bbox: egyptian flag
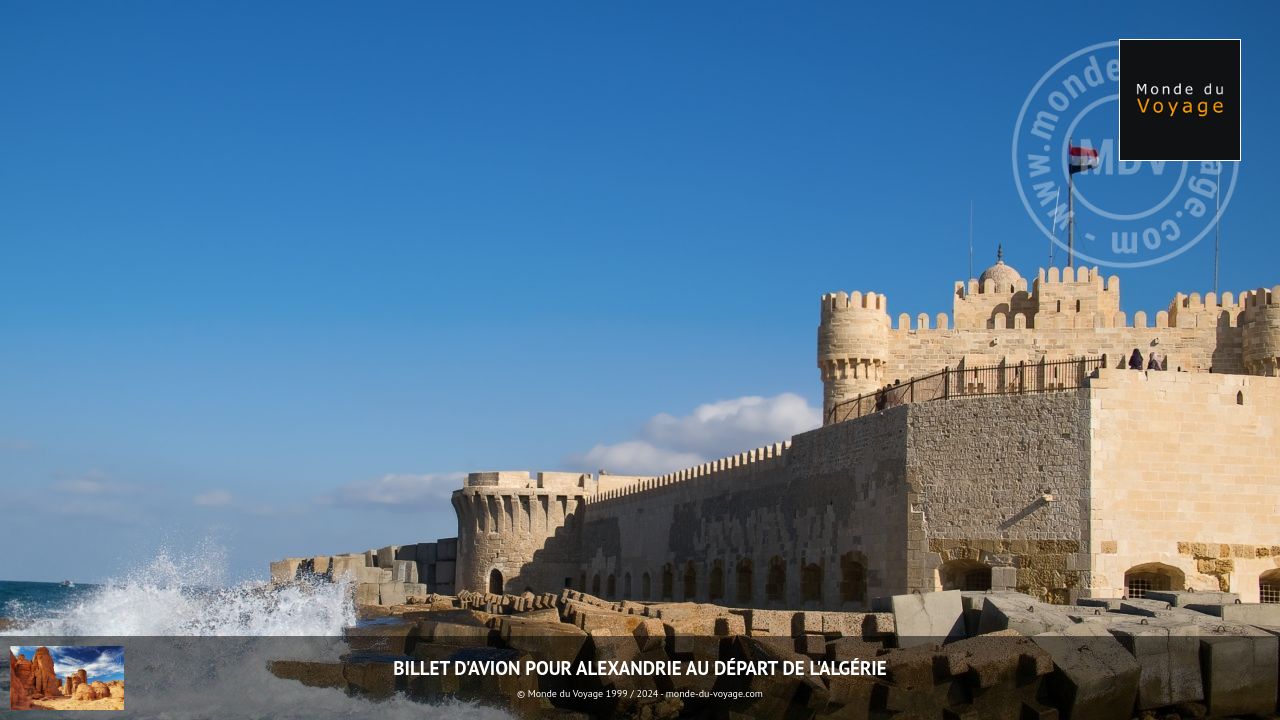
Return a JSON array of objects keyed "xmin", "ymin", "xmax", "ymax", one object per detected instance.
[{"xmin": 1069, "ymin": 145, "xmax": 1099, "ymax": 174}]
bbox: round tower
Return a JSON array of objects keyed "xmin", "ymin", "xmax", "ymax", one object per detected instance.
[
  {"xmin": 817, "ymin": 290, "xmax": 891, "ymax": 424},
  {"xmin": 1242, "ymin": 286, "xmax": 1280, "ymax": 376}
]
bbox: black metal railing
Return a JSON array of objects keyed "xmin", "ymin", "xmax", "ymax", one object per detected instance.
[{"xmin": 826, "ymin": 355, "xmax": 1107, "ymax": 425}]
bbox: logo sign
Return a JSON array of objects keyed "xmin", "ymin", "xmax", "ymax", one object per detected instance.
[{"xmin": 1011, "ymin": 41, "xmax": 1238, "ymax": 268}]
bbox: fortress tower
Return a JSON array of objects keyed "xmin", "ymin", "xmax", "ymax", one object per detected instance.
[
  {"xmin": 816, "ymin": 290, "xmax": 890, "ymax": 419},
  {"xmin": 451, "ymin": 470, "xmax": 647, "ymax": 595},
  {"xmin": 818, "ymin": 251, "xmax": 1280, "ymax": 424}
]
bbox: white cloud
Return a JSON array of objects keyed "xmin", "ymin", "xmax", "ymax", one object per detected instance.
[
  {"xmin": 327, "ymin": 472, "xmax": 465, "ymax": 510},
  {"xmin": 565, "ymin": 392, "xmax": 820, "ymax": 476},
  {"xmin": 194, "ymin": 490, "xmax": 233, "ymax": 507},
  {"xmin": 569, "ymin": 441, "xmax": 705, "ymax": 477},
  {"xmin": 50, "ymin": 647, "xmax": 124, "ymax": 682}
]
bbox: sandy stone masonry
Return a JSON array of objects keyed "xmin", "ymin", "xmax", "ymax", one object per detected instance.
[
  {"xmin": 819, "ymin": 260, "xmax": 1280, "ymax": 419},
  {"xmin": 425, "ymin": 263, "xmax": 1280, "ymax": 609}
]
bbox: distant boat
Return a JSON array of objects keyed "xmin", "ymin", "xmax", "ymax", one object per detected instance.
[{"xmin": 60, "ymin": 580, "xmax": 74, "ymax": 587}]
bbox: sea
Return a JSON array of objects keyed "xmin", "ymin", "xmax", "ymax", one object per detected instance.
[{"xmin": 1, "ymin": 550, "xmax": 510, "ymax": 719}]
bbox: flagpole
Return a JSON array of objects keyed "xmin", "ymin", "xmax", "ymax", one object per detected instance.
[
  {"xmin": 1214, "ymin": 177, "xmax": 1221, "ymax": 297},
  {"xmin": 1050, "ymin": 187, "xmax": 1060, "ymax": 267},
  {"xmin": 1067, "ymin": 137, "xmax": 1074, "ymax": 269}
]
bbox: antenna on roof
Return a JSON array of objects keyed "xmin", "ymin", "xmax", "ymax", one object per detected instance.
[{"xmin": 968, "ymin": 200, "xmax": 974, "ymax": 281}]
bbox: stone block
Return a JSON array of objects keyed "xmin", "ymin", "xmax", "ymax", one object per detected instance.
[
  {"xmin": 1199, "ymin": 630, "xmax": 1279, "ymax": 717},
  {"xmin": 423, "ymin": 621, "xmax": 498, "ymax": 647},
  {"xmin": 500, "ymin": 617, "xmax": 588, "ymax": 662},
  {"xmin": 1107, "ymin": 621, "xmax": 1203, "ymax": 710},
  {"xmin": 392, "ymin": 559, "xmax": 418, "ymax": 584},
  {"xmin": 990, "ymin": 565, "xmax": 1017, "ymax": 590},
  {"xmin": 378, "ymin": 581, "xmax": 407, "ymax": 607},
  {"xmin": 634, "ymin": 618, "xmax": 666, "ymax": 652},
  {"xmin": 354, "ymin": 582, "xmax": 379, "ymax": 606},
  {"xmin": 1143, "ymin": 590, "xmax": 1238, "ymax": 609},
  {"xmin": 330, "ymin": 555, "xmax": 365, "ymax": 582},
  {"xmin": 376, "ymin": 546, "xmax": 399, "ymax": 568},
  {"xmin": 417, "ymin": 543, "xmax": 437, "ymax": 564},
  {"xmin": 742, "ymin": 609, "xmax": 795, "ymax": 637},
  {"xmin": 270, "ymin": 559, "xmax": 300, "ymax": 583},
  {"xmin": 310, "ymin": 556, "xmax": 331, "ymax": 574},
  {"xmin": 889, "ymin": 590, "xmax": 964, "ymax": 648},
  {"xmin": 977, "ymin": 594, "xmax": 1075, "ymax": 636},
  {"xmin": 394, "ymin": 544, "xmax": 418, "ymax": 562},
  {"xmin": 344, "ymin": 620, "xmax": 419, "ymax": 655},
  {"xmin": 1212, "ymin": 603, "xmax": 1280, "ymax": 626},
  {"xmin": 1031, "ymin": 632, "xmax": 1141, "ymax": 720},
  {"xmin": 436, "ymin": 538, "xmax": 458, "ymax": 561},
  {"xmin": 434, "ymin": 560, "xmax": 456, "ymax": 584}
]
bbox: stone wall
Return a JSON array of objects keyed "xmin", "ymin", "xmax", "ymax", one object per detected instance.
[
  {"xmin": 904, "ymin": 391, "xmax": 1092, "ymax": 602},
  {"xmin": 1087, "ymin": 369, "xmax": 1280, "ymax": 601},
  {"xmin": 578, "ymin": 411, "xmax": 910, "ymax": 610}
]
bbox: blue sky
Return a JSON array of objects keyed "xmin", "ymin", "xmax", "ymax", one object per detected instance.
[
  {"xmin": 2, "ymin": 2, "xmax": 1277, "ymax": 582},
  {"xmin": 10, "ymin": 646, "xmax": 125, "ymax": 683}
]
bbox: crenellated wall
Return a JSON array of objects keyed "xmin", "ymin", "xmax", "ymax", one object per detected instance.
[
  {"xmin": 451, "ymin": 470, "xmax": 648, "ymax": 595},
  {"xmin": 819, "ymin": 265, "xmax": 1280, "ymax": 424}
]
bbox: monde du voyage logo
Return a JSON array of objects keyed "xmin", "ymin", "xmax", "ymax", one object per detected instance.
[{"xmin": 1012, "ymin": 41, "xmax": 1239, "ymax": 268}]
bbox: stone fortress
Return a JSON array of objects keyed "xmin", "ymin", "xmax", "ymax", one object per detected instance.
[
  {"xmin": 279, "ymin": 257, "xmax": 1280, "ymax": 613},
  {"xmin": 445, "ymin": 255, "xmax": 1280, "ymax": 610}
]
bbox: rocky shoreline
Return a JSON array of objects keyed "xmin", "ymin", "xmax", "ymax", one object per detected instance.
[{"xmin": 266, "ymin": 586, "xmax": 1280, "ymax": 719}]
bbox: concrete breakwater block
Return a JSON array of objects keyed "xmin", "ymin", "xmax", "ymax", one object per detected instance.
[
  {"xmin": 1142, "ymin": 589, "xmax": 1238, "ymax": 609},
  {"xmin": 977, "ymin": 594, "xmax": 1076, "ymax": 636},
  {"xmin": 883, "ymin": 590, "xmax": 964, "ymax": 648},
  {"xmin": 1032, "ymin": 631, "xmax": 1140, "ymax": 720},
  {"xmin": 1198, "ymin": 629, "xmax": 1279, "ymax": 717},
  {"xmin": 1107, "ymin": 620, "xmax": 1203, "ymax": 710}
]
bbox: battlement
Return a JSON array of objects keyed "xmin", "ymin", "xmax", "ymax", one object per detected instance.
[
  {"xmin": 581, "ymin": 440, "xmax": 792, "ymax": 506},
  {"xmin": 821, "ymin": 290, "xmax": 888, "ymax": 316},
  {"xmin": 462, "ymin": 470, "xmax": 647, "ymax": 494}
]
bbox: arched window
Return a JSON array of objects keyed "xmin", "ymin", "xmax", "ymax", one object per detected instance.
[
  {"xmin": 488, "ymin": 568, "xmax": 504, "ymax": 595},
  {"xmin": 735, "ymin": 558, "xmax": 754, "ymax": 604},
  {"xmin": 606, "ymin": 574, "xmax": 616, "ymax": 598},
  {"xmin": 591, "ymin": 573, "xmax": 601, "ymax": 597},
  {"xmin": 801, "ymin": 562, "xmax": 823, "ymax": 603},
  {"xmin": 641, "ymin": 572, "xmax": 651, "ymax": 600},
  {"xmin": 661, "ymin": 564, "xmax": 673, "ymax": 600},
  {"xmin": 1123, "ymin": 562, "xmax": 1185, "ymax": 598},
  {"xmin": 1237, "ymin": 390, "xmax": 1245, "ymax": 405},
  {"xmin": 624, "ymin": 572, "xmax": 632, "ymax": 598},
  {"xmin": 840, "ymin": 552, "xmax": 867, "ymax": 605},
  {"xmin": 939, "ymin": 559, "xmax": 992, "ymax": 591},
  {"xmin": 766, "ymin": 556, "xmax": 786, "ymax": 603},
  {"xmin": 709, "ymin": 560, "xmax": 724, "ymax": 601},
  {"xmin": 683, "ymin": 561, "xmax": 697, "ymax": 600},
  {"xmin": 1261, "ymin": 569, "xmax": 1280, "ymax": 604}
]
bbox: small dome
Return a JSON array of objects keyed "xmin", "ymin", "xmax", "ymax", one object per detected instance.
[{"xmin": 978, "ymin": 246, "xmax": 1022, "ymax": 289}]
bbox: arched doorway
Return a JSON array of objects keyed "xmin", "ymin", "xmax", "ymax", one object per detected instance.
[
  {"xmin": 1123, "ymin": 562, "xmax": 1184, "ymax": 598},
  {"xmin": 735, "ymin": 558, "xmax": 754, "ymax": 604},
  {"xmin": 661, "ymin": 564, "xmax": 674, "ymax": 600},
  {"xmin": 488, "ymin": 568, "xmax": 504, "ymax": 595},
  {"xmin": 709, "ymin": 560, "xmax": 725, "ymax": 601},
  {"xmin": 624, "ymin": 572, "xmax": 632, "ymax": 598},
  {"xmin": 939, "ymin": 559, "xmax": 992, "ymax": 591},
  {"xmin": 606, "ymin": 574, "xmax": 616, "ymax": 598},
  {"xmin": 766, "ymin": 556, "xmax": 786, "ymax": 603},
  {"xmin": 801, "ymin": 562, "xmax": 823, "ymax": 603},
  {"xmin": 683, "ymin": 561, "xmax": 697, "ymax": 600},
  {"xmin": 1261, "ymin": 569, "xmax": 1280, "ymax": 604},
  {"xmin": 642, "ymin": 572, "xmax": 652, "ymax": 600},
  {"xmin": 840, "ymin": 552, "xmax": 867, "ymax": 605}
]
